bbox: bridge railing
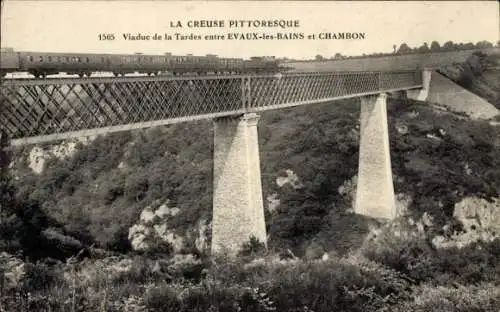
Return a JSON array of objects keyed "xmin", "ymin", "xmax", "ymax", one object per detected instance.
[
  {"xmin": 0, "ymin": 70, "xmax": 423, "ymax": 143},
  {"xmin": 0, "ymin": 77, "xmax": 247, "ymax": 140},
  {"xmin": 246, "ymin": 70, "xmax": 421, "ymax": 110}
]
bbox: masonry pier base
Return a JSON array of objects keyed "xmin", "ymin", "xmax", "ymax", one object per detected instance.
[
  {"xmin": 211, "ymin": 113, "xmax": 267, "ymax": 256},
  {"xmin": 355, "ymin": 93, "xmax": 396, "ymax": 219}
]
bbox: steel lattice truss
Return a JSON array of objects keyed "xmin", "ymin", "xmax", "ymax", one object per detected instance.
[{"xmin": 0, "ymin": 71, "xmax": 422, "ymax": 144}]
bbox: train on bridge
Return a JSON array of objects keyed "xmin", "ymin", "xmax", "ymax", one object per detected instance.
[{"xmin": 0, "ymin": 48, "xmax": 293, "ymax": 78}]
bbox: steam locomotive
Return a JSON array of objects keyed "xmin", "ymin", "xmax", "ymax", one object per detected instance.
[{"xmin": 0, "ymin": 48, "xmax": 292, "ymax": 78}]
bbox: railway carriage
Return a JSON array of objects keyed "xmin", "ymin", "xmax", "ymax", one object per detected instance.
[
  {"xmin": 0, "ymin": 49, "xmax": 19, "ymax": 77},
  {"xmin": 108, "ymin": 54, "xmax": 140, "ymax": 76},
  {"xmin": 132, "ymin": 54, "xmax": 170, "ymax": 76},
  {"xmin": 222, "ymin": 58, "xmax": 245, "ymax": 73},
  {"xmin": 16, "ymin": 52, "xmax": 112, "ymax": 77},
  {"xmin": 243, "ymin": 56, "xmax": 280, "ymax": 73},
  {"xmin": 204, "ymin": 54, "xmax": 225, "ymax": 73},
  {"xmin": 0, "ymin": 49, "xmax": 290, "ymax": 78},
  {"xmin": 170, "ymin": 54, "xmax": 200, "ymax": 75}
]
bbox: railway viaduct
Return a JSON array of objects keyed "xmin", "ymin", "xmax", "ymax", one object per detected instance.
[{"xmin": 0, "ymin": 68, "xmax": 478, "ymax": 256}]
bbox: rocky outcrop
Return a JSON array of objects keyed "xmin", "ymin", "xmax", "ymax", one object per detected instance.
[
  {"xmin": 128, "ymin": 201, "xmax": 184, "ymax": 253},
  {"xmin": 265, "ymin": 169, "xmax": 303, "ymax": 214},
  {"xmin": 433, "ymin": 197, "xmax": 500, "ymax": 249},
  {"xmin": 266, "ymin": 193, "xmax": 280, "ymax": 213},
  {"xmin": 193, "ymin": 219, "xmax": 211, "ymax": 253},
  {"xmin": 26, "ymin": 138, "xmax": 94, "ymax": 174},
  {"xmin": 0, "ymin": 252, "xmax": 25, "ymax": 291},
  {"xmin": 276, "ymin": 169, "xmax": 303, "ymax": 189},
  {"xmin": 128, "ymin": 201, "xmax": 213, "ymax": 255},
  {"xmin": 454, "ymin": 197, "xmax": 500, "ymax": 233}
]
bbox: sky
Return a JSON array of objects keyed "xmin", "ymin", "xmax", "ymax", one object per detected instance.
[{"xmin": 1, "ymin": 1, "xmax": 498, "ymax": 60}]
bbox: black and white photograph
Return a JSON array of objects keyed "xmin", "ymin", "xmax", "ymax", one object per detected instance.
[{"xmin": 0, "ymin": 1, "xmax": 499, "ymax": 311}]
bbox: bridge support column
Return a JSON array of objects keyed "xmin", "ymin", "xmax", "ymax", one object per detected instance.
[
  {"xmin": 407, "ymin": 69, "xmax": 432, "ymax": 101},
  {"xmin": 355, "ymin": 93, "xmax": 396, "ymax": 219},
  {"xmin": 212, "ymin": 113, "xmax": 267, "ymax": 256}
]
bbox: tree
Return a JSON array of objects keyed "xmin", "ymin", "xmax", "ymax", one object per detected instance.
[
  {"xmin": 393, "ymin": 44, "xmax": 397, "ymax": 53},
  {"xmin": 417, "ymin": 42, "xmax": 430, "ymax": 53},
  {"xmin": 464, "ymin": 42, "xmax": 475, "ymax": 50},
  {"xmin": 430, "ymin": 41, "xmax": 441, "ymax": 52},
  {"xmin": 475, "ymin": 40, "xmax": 493, "ymax": 49},
  {"xmin": 397, "ymin": 43, "xmax": 412, "ymax": 54},
  {"xmin": 315, "ymin": 54, "xmax": 324, "ymax": 61},
  {"xmin": 334, "ymin": 53, "xmax": 343, "ymax": 59},
  {"xmin": 443, "ymin": 41, "xmax": 455, "ymax": 51}
]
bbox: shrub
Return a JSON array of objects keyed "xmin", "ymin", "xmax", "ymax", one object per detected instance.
[
  {"xmin": 198, "ymin": 256, "xmax": 411, "ymax": 312},
  {"xmin": 239, "ymin": 236, "xmax": 267, "ymax": 258},
  {"xmin": 362, "ymin": 229, "xmax": 500, "ymax": 286},
  {"xmin": 389, "ymin": 283, "xmax": 500, "ymax": 312},
  {"xmin": 258, "ymin": 259, "xmax": 410, "ymax": 312},
  {"xmin": 361, "ymin": 234, "xmax": 437, "ymax": 283},
  {"xmin": 20, "ymin": 261, "xmax": 63, "ymax": 293},
  {"xmin": 180, "ymin": 283, "xmax": 242, "ymax": 312},
  {"xmin": 144, "ymin": 284, "xmax": 181, "ymax": 312},
  {"xmin": 110, "ymin": 256, "xmax": 156, "ymax": 285},
  {"xmin": 124, "ymin": 169, "xmax": 150, "ymax": 202}
]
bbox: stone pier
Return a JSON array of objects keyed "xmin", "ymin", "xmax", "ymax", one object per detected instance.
[
  {"xmin": 211, "ymin": 113, "xmax": 267, "ymax": 256},
  {"xmin": 355, "ymin": 93, "xmax": 396, "ymax": 219},
  {"xmin": 407, "ymin": 69, "xmax": 431, "ymax": 102}
]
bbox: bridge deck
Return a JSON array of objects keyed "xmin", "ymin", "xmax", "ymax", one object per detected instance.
[{"xmin": 0, "ymin": 71, "xmax": 422, "ymax": 145}]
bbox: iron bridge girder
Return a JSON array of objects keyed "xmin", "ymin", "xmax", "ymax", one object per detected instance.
[{"xmin": 0, "ymin": 71, "xmax": 423, "ymax": 144}]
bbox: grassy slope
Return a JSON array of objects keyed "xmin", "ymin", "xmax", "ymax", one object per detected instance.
[{"xmin": 438, "ymin": 52, "xmax": 500, "ymax": 109}]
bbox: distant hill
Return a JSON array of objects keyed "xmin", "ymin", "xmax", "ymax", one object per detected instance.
[{"xmin": 287, "ymin": 48, "xmax": 500, "ymax": 72}]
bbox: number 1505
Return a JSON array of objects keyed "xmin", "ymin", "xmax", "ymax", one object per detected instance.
[{"xmin": 99, "ymin": 34, "xmax": 115, "ymax": 40}]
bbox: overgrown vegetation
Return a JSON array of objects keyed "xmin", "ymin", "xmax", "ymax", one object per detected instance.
[{"xmin": 1, "ymin": 235, "xmax": 500, "ymax": 311}]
